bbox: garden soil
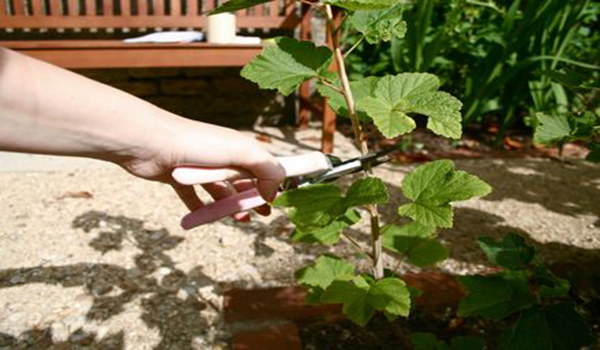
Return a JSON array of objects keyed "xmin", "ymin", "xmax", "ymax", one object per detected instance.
[{"xmin": 1, "ymin": 125, "xmax": 599, "ymax": 349}]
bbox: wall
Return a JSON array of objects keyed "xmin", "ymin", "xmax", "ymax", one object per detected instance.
[{"xmin": 75, "ymin": 67, "xmax": 295, "ymax": 129}]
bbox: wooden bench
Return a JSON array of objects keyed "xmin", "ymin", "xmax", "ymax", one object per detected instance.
[{"xmin": 0, "ymin": 0, "xmax": 336, "ymax": 151}]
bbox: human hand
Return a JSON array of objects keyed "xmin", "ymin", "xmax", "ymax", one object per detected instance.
[{"xmin": 113, "ymin": 116, "xmax": 285, "ymax": 221}]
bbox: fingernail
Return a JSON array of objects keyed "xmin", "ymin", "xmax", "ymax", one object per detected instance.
[{"xmin": 233, "ymin": 212, "xmax": 250, "ymax": 222}]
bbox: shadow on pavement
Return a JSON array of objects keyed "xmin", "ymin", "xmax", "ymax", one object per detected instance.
[{"xmin": 0, "ymin": 211, "xmax": 215, "ymax": 349}]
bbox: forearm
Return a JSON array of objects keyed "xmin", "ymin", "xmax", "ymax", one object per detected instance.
[{"xmin": 0, "ymin": 48, "xmax": 173, "ymax": 163}]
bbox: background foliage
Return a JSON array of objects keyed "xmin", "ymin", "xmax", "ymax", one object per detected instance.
[{"xmin": 344, "ymin": 0, "xmax": 600, "ymax": 141}]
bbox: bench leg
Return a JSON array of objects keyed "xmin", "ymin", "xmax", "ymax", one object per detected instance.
[
  {"xmin": 319, "ymin": 7, "xmax": 342, "ymax": 153},
  {"xmin": 321, "ymin": 99, "xmax": 336, "ymax": 153},
  {"xmin": 298, "ymin": 3, "xmax": 312, "ymax": 129},
  {"xmin": 298, "ymin": 82, "xmax": 311, "ymax": 129}
]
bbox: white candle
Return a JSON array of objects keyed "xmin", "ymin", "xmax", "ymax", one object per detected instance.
[{"xmin": 207, "ymin": 13, "xmax": 237, "ymax": 44}]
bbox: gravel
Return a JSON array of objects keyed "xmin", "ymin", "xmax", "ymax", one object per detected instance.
[{"xmin": 1, "ymin": 125, "xmax": 599, "ymax": 349}]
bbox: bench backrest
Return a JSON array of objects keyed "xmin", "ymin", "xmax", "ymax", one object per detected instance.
[{"xmin": 0, "ymin": 0, "xmax": 299, "ymax": 30}]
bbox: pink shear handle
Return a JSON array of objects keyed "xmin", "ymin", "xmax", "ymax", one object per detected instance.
[
  {"xmin": 181, "ymin": 188, "xmax": 267, "ymax": 230},
  {"xmin": 175, "ymin": 152, "xmax": 330, "ymax": 230}
]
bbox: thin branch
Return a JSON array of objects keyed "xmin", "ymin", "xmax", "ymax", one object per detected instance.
[
  {"xmin": 344, "ymin": 36, "xmax": 365, "ymax": 59},
  {"xmin": 392, "ymin": 255, "xmax": 406, "ymax": 276},
  {"xmin": 341, "ymin": 231, "xmax": 371, "ymax": 257},
  {"xmin": 318, "ymin": 78, "xmax": 344, "ymax": 94}
]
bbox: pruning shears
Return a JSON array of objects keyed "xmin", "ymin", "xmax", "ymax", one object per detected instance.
[{"xmin": 172, "ymin": 148, "xmax": 395, "ymax": 230}]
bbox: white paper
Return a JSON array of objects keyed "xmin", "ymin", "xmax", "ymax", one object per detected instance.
[
  {"xmin": 124, "ymin": 31, "xmax": 204, "ymax": 44},
  {"xmin": 231, "ymin": 36, "xmax": 262, "ymax": 45}
]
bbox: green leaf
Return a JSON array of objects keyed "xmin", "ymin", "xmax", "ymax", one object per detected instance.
[
  {"xmin": 534, "ymin": 264, "xmax": 570, "ymax": 298},
  {"xmin": 499, "ymin": 303, "xmax": 595, "ymax": 350},
  {"xmin": 241, "ymin": 37, "xmax": 333, "ymax": 95},
  {"xmin": 210, "ymin": 0, "xmax": 272, "ymax": 14},
  {"xmin": 345, "ymin": 177, "xmax": 389, "ymax": 208},
  {"xmin": 398, "ymin": 160, "xmax": 492, "ymax": 228},
  {"xmin": 360, "ymin": 93, "xmax": 416, "ymax": 138},
  {"xmin": 368, "ymin": 277, "xmax": 411, "ymax": 318},
  {"xmin": 381, "ymin": 223, "xmax": 446, "ymax": 267},
  {"xmin": 273, "ymin": 184, "xmax": 346, "ymax": 230},
  {"xmin": 322, "ymin": 276, "xmax": 410, "ymax": 326},
  {"xmin": 478, "ymin": 234, "xmax": 535, "ymax": 270},
  {"xmin": 410, "ymin": 92, "xmax": 463, "ymax": 139},
  {"xmin": 360, "ymin": 73, "xmax": 436, "ymax": 138},
  {"xmin": 321, "ymin": 276, "xmax": 374, "ymax": 326},
  {"xmin": 533, "ymin": 113, "xmax": 572, "ymax": 145},
  {"xmin": 349, "ymin": 4, "xmax": 407, "ymax": 44},
  {"xmin": 291, "ymin": 209, "xmax": 361, "ymax": 245},
  {"xmin": 305, "ymin": 287, "xmax": 325, "ymax": 305},
  {"xmin": 458, "ymin": 272, "xmax": 536, "ymax": 320},
  {"xmin": 458, "ymin": 275, "xmax": 512, "ymax": 319},
  {"xmin": 450, "ymin": 336, "xmax": 486, "ymax": 350},
  {"xmin": 317, "ymin": 76, "xmax": 379, "ymax": 121},
  {"xmin": 382, "ymin": 222, "xmax": 436, "ymax": 254},
  {"xmin": 411, "ymin": 333, "xmax": 439, "ymax": 350},
  {"xmin": 586, "ymin": 143, "xmax": 600, "ymax": 162},
  {"xmin": 412, "ymin": 333, "xmax": 485, "ymax": 350},
  {"xmin": 296, "ymin": 255, "xmax": 355, "ymax": 290},
  {"xmin": 408, "ymin": 239, "xmax": 448, "ymax": 267},
  {"xmin": 358, "ymin": 74, "xmax": 462, "ymax": 139},
  {"xmin": 323, "ymin": 0, "xmax": 399, "ymax": 11}
]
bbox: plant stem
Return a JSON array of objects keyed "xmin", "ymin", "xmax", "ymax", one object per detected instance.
[
  {"xmin": 344, "ymin": 36, "xmax": 365, "ymax": 59},
  {"xmin": 325, "ymin": 4, "xmax": 384, "ymax": 279},
  {"xmin": 324, "ymin": 5, "xmax": 366, "ymax": 153}
]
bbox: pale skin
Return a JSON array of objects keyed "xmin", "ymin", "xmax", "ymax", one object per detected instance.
[{"xmin": 0, "ymin": 48, "xmax": 285, "ymax": 221}]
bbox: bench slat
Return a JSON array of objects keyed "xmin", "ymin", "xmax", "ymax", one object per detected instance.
[
  {"xmin": 0, "ymin": 14, "xmax": 296, "ymax": 28},
  {"xmin": 0, "ymin": 39, "xmax": 260, "ymax": 49},
  {"xmin": 254, "ymin": 2, "xmax": 262, "ymax": 16},
  {"xmin": 31, "ymin": 0, "xmax": 44, "ymax": 15},
  {"xmin": 50, "ymin": 0, "xmax": 62, "ymax": 16},
  {"xmin": 104, "ymin": 0, "xmax": 115, "ymax": 16},
  {"xmin": 154, "ymin": 0, "xmax": 165, "ymax": 15},
  {"xmin": 187, "ymin": 0, "xmax": 198, "ymax": 16},
  {"xmin": 0, "ymin": 0, "xmax": 300, "ymax": 28},
  {"xmin": 85, "ymin": 0, "xmax": 96, "ymax": 16},
  {"xmin": 171, "ymin": 0, "xmax": 181, "ymax": 16},
  {"xmin": 13, "ymin": 0, "xmax": 26, "ymax": 15},
  {"xmin": 0, "ymin": 0, "xmax": 7, "ymax": 15},
  {"xmin": 68, "ymin": 0, "xmax": 79, "ymax": 16},
  {"xmin": 121, "ymin": 0, "xmax": 131, "ymax": 15},
  {"xmin": 138, "ymin": 0, "xmax": 149, "ymax": 16},
  {"xmin": 202, "ymin": 0, "xmax": 213, "ymax": 13},
  {"xmin": 1, "ymin": 40, "xmax": 263, "ymax": 68}
]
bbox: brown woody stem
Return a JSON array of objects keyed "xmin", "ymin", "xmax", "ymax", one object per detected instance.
[{"xmin": 325, "ymin": 5, "xmax": 384, "ymax": 279}]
